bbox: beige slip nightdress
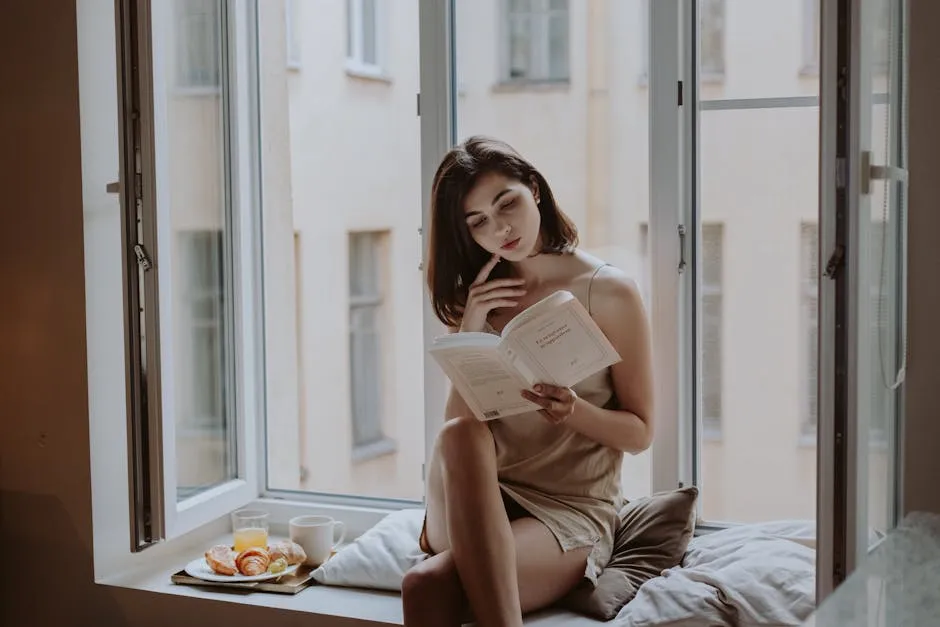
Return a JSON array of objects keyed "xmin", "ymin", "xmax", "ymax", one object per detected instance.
[{"xmin": 425, "ymin": 262, "xmax": 625, "ymax": 586}]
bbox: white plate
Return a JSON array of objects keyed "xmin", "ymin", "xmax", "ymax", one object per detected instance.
[{"xmin": 184, "ymin": 557, "xmax": 301, "ymax": 583}]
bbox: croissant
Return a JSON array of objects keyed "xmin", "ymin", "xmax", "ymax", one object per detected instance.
[
  {"xmin": 205, "ymin": 544, "xmax": 237, "ymax": 576},
  {"xmin": 235, "ymin": 546, "xmax": 271, "ymax": 576},
  {"xmin": 267, "ymin": 540, "xmax": 307, "ymax": 566}
]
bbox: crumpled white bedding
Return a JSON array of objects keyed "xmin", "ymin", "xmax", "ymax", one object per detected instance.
[
  {"xmin": 610, "ymin": 520, "xmax": 817, "ymax": 627},
  {"xmin": 312, "ymin": 509, "xmax": 819, "ymax": 627}
]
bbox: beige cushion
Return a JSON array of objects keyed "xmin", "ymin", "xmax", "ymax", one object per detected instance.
[{"xmin": 558, "ymin": 486, "xmax": 699, "ymax": 620}]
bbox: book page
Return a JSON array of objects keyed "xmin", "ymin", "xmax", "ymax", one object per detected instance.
[
  {"xmin": 428, "ymin": 345, "xmax": 539, "ymax": 420},
  {"xmin": 503, "ymin": 297, "xmax": 621, "ymax": 388}
]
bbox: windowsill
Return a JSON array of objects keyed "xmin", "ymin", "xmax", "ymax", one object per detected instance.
[
  {"xmin": 491, "ymin": 79, "xmax": 570, "ymax": 94},
  {"xmin": 352, "ymin": 437, "xmax": 398, "ymax": 463},
  {"xmin": 345, "ymin": 62, "xmax": 392, "ymax": 84},
  {"xmin": 97, "ymin": 529, "xmax": 604, "ymax": 626}
]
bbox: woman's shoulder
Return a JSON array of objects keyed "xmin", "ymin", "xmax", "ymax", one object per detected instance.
[{"xmin": 585, "ymin": 263, "xmax": 644, "ymax": 320}]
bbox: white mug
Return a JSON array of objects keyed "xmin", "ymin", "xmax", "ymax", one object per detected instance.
[{"xmin": 289, "ymin": 515, "xmax": 346, "ymax": 566}]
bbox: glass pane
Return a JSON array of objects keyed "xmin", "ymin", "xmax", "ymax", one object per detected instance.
[
  {"xmin": 345, "ymin": 0, "xmax": 353, "ymax": 59},
  {"xmin": 547, "ymin": 12, "xmax": 569, "ymax": 80},
  {"xmin": 166, "ymin": 0, "xmax": 236, "ymax": 501},
  {"xmin": 700, "ymin": 0, "xmax": 820, "ymax": 101},
  {"xmin": 862, "ymin": 0, "xmax": 904, "ymax": 541},
  {"xmin": 259, "ymin": 3, "xmax": 423, "ymax": 500},
  {"xmin": 508, "ymin": 15, "xmax": 533, "ymax": 79},
  {"xmin": 699, "ymin": 105, "xmax": 820, "ymax": 523},
  {"xmin": 456, "ymin": 0, "xmax": 653, "ymax": 501},
  {"xmin": 362, "ymin": 0, "xmax": 378, "ymax": 65}
]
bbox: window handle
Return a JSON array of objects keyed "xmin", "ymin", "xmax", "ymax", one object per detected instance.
[
  {"xmin": 861, "ymin": 150, "xmax": 909, "ymax": 195},
  {"xmin": 677, "ymin": 225, "xmax": 687, "ymax": 274}
]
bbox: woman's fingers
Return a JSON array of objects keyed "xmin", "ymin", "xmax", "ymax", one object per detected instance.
[
  {"xmin": 468, "ymin": 278, "xmax": 526, "ymax": 297},
  {"xmin": 532, "ymin": 384, "xmax": 571, "ymax": 402},
  {"xmin": 472, "ymin": 254, "xmax": 502, "ymax": 286},
  {"xmin": 477, "ymin": 288, "xmax": 527, "ymax": 303}
]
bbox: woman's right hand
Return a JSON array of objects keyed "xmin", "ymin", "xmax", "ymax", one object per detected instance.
[{"xmin": 459, "ymin": 254, "xmax": 527, "ymax": 333}]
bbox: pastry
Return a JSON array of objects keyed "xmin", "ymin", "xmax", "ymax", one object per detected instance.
[
  {"xmin": 205, "ymin": 544, "xmax": 237, "ymax": 576},
  {"xmin": 235, "ymin": 546, "xmax": 271, "ymax": 576},
  {"xmin": 267, "ymin": 540, "xmax": 307, "ymax": 566}
]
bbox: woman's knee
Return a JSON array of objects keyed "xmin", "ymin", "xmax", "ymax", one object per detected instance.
[
  {"xmin": 436, "ymin": 415, "xmax": 494, "ymax": 468},
  {"xmin": 401, "ymin": 555, "xmax": 462, "ymax": 608}
]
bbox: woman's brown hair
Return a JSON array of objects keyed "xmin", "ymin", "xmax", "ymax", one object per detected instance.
[{"xmin": 426, "ymin": 135, "xmax": 578, "ymax": 328}]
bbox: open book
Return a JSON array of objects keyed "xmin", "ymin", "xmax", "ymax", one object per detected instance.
[{"xmin": 429, "ymin": 290, "xmax": 621, "ymax": 421}]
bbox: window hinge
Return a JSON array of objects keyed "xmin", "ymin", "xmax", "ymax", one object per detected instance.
[
  {"xmin": 824, "ymin": 244, "xmax": 845, "ymax": 279},
  {"xmin": 134, "ymin": 243, "xmax": 153, "ymax": 271},
  {"xmin": 677, "ymin": 224, "xmax": 687, "ymax": 274},
  {"xmin": 421, "ymin": 462, "xmax": 426, "ymax": 482},
  {"xmin": 678, "ymin": 80, "xmax": 683, "ymax": 107},
  {"xmin": 416, "ymin": 92, "xmax": 420, "ymax": 117}
]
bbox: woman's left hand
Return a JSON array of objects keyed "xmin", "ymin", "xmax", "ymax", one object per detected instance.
[{"xmin": 522, "ymin": 384, "xmax": 578, "ymax": 425}]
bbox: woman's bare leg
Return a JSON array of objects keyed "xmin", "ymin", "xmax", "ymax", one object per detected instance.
[
  {"xmin": 403, "ymin": 516, "xmax": 591, "ymax": 626},
  {"xmin": 408, "ymin": 416, "xmax": 590, "ymax": 627}
]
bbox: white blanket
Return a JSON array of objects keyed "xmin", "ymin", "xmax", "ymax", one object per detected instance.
[{"xmin": 612, "ymin": 521, "xmax": 817, "ymax": 627}]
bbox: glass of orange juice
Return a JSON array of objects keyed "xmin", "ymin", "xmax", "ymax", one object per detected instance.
[{"xmin": 231, "ymin": 509, "xmax": 269, "ymax": 552}]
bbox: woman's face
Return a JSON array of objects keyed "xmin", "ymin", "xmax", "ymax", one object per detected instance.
[{"xmin": 462, "ymin": 171, "xmax": 542, "ymax": 261}]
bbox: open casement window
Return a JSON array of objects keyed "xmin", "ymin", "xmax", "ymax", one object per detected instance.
[
  {"xmin": 118, "ymin": 0, "xmax": 262, "ymax": 547},
  {"xmin": 112, "ymin": 2, "xmax": 907, "ymax": 594}
]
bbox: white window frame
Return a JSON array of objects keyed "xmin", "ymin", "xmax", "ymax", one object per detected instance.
[
  {"xmin": 151, "ymin": 0, "xmax": 262, "ymax": 540},
  {"xmin": 499, "ymin": 0, "xmax": 570, "ymax": 84},
  {"xmin": 345, "ymin": 0, "xmax": 385, "ymax": 79}
]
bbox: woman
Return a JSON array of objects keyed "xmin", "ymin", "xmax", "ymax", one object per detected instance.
[{"xmin": 402, "ymin": 136, "xmax": 654, "ymax": 627}]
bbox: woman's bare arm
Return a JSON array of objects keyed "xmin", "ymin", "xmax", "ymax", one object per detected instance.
[{"xmin": 563, "ymin": 270, "xmax": 655, "ymax": 453}]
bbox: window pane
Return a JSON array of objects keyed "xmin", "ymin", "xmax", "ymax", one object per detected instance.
[
  {"xmin": 175, "ymin": 0, "xmax": 221, "ymax": 88},
  {"xmin": 701, "ymin": 224, "xmax": 723, "ymax": 435},
  {"xmin": 699, "ymin": 0, "xmax": 725, "ymax": 76},
  {"xmin": 701, "ymin": 0, "xmax": 820, "ymax": 100},
  {"xmin": 456, "ymin": 0, "xmax": 652, "ymax": 501},
  {"xmin": 508, "ymin": 15, "xmax": 533, "ymax": 79},
  {"xmin": 362, "ymin": 0, "xmax": 378, "ymax": 65},
  {"xmin": 345, "ymin": 0, "xmax": 353, "ymax": 59},
  {"xmin": 166, "ymin": 1, "xmax": 236, "ymax": 501},
  {"xmin": 260, "ymin": 3, "xmax": 423, "ymax": 500},
  {"xmin": 699, "ymin": 105, "xmax": 819, "ymax": 524},
  {"xmin": 547, "ymin": 11, "xmax": 569, "ymax": 81}
]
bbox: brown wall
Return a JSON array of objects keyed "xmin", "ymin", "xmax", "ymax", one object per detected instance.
[
  {"xmin": 902, "ymin": 0, "xmax": 940, "ymax": 517},
  {"xmin": 0, "ymin": 0, "xmax": 937, "ymax": 625}
]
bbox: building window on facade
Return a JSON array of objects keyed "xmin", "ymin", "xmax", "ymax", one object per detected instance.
[
  {"xmin": 175, "ymin": 0, "xmax": 221, "ymax": 89},
  {"xmin": 348, "ymin": 232, "xmax": 394, "ymax": 461},
  {"xmin": 700, "ymin": 0, "xmax": 726, "ymax": 78},
  {"xmin": 176, "ymin": 230, "xmax": 233, "ymax": 499},
  {"xmin": 503, "ymin": 0, "xmax": 570, "ymax": 83},
  {"xmin": 801, "ymin": 223, "xmax": 819, "ymax": 437},
  {"xmin": 346, "ymin": 0, "xmax": 382, "ymax": 74},
  {"xmin": 702, "ymin": 224, "xmax": 723, "ymax": 436}
]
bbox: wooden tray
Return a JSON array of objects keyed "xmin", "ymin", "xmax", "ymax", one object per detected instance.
[{"xmin": 170, "ymin": 564, "xmax": 316, "ymax": 595}]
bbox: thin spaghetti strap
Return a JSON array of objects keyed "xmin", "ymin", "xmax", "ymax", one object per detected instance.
[{"xmin": 587, "ymin": 263, "xmax": 611, "ymax": 315}]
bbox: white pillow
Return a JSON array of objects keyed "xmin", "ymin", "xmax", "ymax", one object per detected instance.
[{"xmin": 312, "ymin": 508, "xmax": 427, "ymax": 591}]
